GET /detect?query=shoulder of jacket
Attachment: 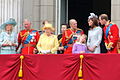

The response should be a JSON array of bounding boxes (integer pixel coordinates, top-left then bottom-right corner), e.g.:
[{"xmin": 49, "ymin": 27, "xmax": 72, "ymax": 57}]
[
  {"xmin": 20, "ymin": 29, "xmax": 26, "ymax": 33},
  {"xmin": 31, "ymin": 29, "xmax": 38, "ymax": 32},
  {"xmin": 77, "ymin": 28, "xmax": 83, "ymax": 31},
  {"xmin": 65, "ymin": 28, "xmax": 71, "ymax": 31}
]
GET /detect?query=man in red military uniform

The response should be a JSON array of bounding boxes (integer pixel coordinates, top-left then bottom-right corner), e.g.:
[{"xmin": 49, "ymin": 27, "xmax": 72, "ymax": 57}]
[
  {"xmin": 17, "ymin": 19, "xmax": 40, "ymax": 54},
  {"xmin": 99, "ymin": 14, "xmax": 119, "ymax": 53},
  {"xmin": 62, "ymin": 19, "xmax": 84, "ymax": 54}
]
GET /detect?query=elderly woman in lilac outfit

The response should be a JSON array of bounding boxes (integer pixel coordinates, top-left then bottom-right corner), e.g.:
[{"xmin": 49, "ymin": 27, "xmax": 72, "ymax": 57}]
[{"xmin": 72, "ymin": 34, "xmax": 88, "ymax": 54}]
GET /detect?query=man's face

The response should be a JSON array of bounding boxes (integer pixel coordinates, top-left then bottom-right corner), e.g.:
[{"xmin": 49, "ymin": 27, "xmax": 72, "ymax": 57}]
[
  {"xmin": 23, "ymin": 21, "xmax": 31, "ymax": 30},
  {"xmin": 99, "ymin": 17, "xmax": 105, "ymax": 25},
  {"xmin": 61, "ymin": 25, "xmax": 67, "ymax": 33},
  {"xmin": 70, "ymin": 21, "xmax": 77, "ymax": 29}
]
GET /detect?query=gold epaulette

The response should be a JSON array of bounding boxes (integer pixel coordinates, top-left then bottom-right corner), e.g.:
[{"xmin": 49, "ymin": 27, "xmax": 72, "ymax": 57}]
[
  {"xmin": 58, "ymin": 38, "xmax": 62, "ymax": 44},
  {"xmin": 65, "ymin": 28, "xmax": 71, "ymax": 30},
  {"xmin": 105, "ymin": 42, "xmax": 114, "ymax": 49},
  {"xmin": 64, "ymin": 28, "xmax": 83, "ymax": 41},
  {"xmin": 109, "ymin": 22, "xmax": 115, "ymax": 25},
  {"xmin": 65, "ymin": 28, "xmax": 74, "ymax": 41},
  {"xmin": 107, "ymin": 21, "xmax": 115, "ymax": 25},
  {"xmin": 20, "ymin": 31, "xmax": 29, "ymax": 37},
  {"xmin": 77, "ymin": 28, "xmax": 83, "ymax": 31},
  {"xmin": 108, "ymin": 42, "xmax": 113, "ymax": 48},
  {"xmin": 59, "ymin": 38, "xmax": 62, "ymax": 42}
]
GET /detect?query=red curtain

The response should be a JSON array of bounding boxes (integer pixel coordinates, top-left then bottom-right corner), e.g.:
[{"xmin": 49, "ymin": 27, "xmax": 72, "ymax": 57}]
[
  {"xmin": 0, "ymin": 54, "xmax": 120, "ymax": 80},
  {"xmin": 0, "ymin": 54, "xmax": 20, "ymax": 80},
  {"xmin": 83, "ymin": 54, "xmax": 120, "ymax": 80}
]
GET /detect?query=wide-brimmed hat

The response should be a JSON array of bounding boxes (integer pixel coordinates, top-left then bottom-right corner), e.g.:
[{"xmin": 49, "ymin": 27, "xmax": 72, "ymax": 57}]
[
  {"xmin": 42, "ymin": 23, "xmax": 55, "ymax": 32},
  {"xmin": 0, "ymin": 18, "xmax": 17, "ymax": 29}
]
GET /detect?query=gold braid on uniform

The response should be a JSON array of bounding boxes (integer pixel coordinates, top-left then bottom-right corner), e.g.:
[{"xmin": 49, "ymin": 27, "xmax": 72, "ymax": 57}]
[
  {"xmin": 65, "ymin": 28, "xmax": 83, "ymax": 41},
  {"xmin": 77, "ymin": 28, "xmax": 83, "ymax": 32},
  {"xmin": 105, "ymin": 22, "xmax": 115, "ymax": 49},
  {"xmin": 65, "ymin": 28, "xmax": 74, "ymax": 41},
  {"xmin": 58, "ymin": 38, "xmax": 62, "ymax": 44},
  {"xmin": 20, "ymin": 31, "xmax": 29, "ymax": 41}
]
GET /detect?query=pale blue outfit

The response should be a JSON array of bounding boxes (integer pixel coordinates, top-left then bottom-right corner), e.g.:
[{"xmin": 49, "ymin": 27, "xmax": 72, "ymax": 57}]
[
  {"xmin": 0, "ymin": 18, "xmax": 17, "ymax": 54},
  {"xmin": 0, "ymin": 31, "xmax": 18, "ymax": 54},
  {"xmin": 87, "ymin": 27, "xmax": 102, "ymax": 54}
]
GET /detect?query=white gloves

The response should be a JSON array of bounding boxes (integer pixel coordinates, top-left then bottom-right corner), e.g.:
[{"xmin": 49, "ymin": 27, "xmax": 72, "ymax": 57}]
[
  {"xmin": 45, "ymin": 50, "xmax": 51, "ymax": 53},
  {"xmin": 40, "ymin": 50, "xmax": 51, "ymax": 54},
  {"xmin": 3, "ymin": 39, "xmax": 12, "ymax": 45}
]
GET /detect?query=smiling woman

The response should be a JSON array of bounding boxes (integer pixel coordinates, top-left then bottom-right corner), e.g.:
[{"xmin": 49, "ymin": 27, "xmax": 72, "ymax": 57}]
[
  {"xmin": 0, "ymin": 18, "xmax": 18, "ymax": 54},
  {"xmin": 37, "ymin": 24, "xmax": 59, "ymax": 54},
  {"xmin": 87, "ymin": 13, "xmax": 102, "ymax": 54}
]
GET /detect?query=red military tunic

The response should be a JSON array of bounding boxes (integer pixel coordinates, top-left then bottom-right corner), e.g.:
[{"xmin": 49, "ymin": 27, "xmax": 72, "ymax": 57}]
[
  {"xmin": 117, "ymin": 28, "xmax": 120, "ymax": 54},
  {"xmin": 103, "ymin": 23, "xmax": 119, "ymax": 53},
  {"xmin": 17, "ymin": 29, "xmax": 40, "ymax": 54},
  {"xmin": 62, "ymin": 28, "xmax": 84, "ymax": 54},
  {"xmin": 117, "ymin": 38, "xmax": 120, "ymax": 53}
]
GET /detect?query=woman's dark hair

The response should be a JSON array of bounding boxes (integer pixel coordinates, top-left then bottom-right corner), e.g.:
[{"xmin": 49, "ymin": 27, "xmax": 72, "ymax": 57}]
[{"xmin": 88, "ymin": 17, "xmax": 99, "ymax": 26}]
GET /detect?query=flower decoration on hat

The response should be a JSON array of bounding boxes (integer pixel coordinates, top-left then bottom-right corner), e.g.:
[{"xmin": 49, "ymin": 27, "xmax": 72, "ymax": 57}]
[{"xmin": 88, "ymin": 13, "xmax": 98, "ymax": 19}]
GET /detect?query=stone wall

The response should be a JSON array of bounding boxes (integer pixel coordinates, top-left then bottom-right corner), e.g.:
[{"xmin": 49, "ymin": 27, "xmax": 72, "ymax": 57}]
[
  {"xmin": 111, "ymin": 0, "xmax": 120, "ymax": 35},
  {"xmin": 22, "ymin": 0, "xmax": 56, "ymax": 31}
]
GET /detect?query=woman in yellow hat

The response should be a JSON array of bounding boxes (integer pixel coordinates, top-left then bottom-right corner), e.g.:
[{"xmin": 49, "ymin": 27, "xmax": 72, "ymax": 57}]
[
  {"xmin": 0, "ymin": 18, "xmax": 18, "ymax": 54},
  {"xmin": 37, "ymin": 23, "xmax": 59, "ymax": 54}
]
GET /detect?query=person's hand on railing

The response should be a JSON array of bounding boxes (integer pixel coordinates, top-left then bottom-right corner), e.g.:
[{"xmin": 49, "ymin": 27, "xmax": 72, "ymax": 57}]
[
  {"xmin": 2, "ymin": 44, "xmax": 10, "ymax": 46},
  {"xmin": 58, "ymin": 47, "xmax": 64, "ymax": 50},
  {"xmin": 40, "ymin": 50, "xmax": 51, "ymax": 54},
  {"xmin": 33, "ymin": 48, "xmax": 39, "ymax": 54},
  {"xmin": 11, "ymin": 43, "xmax": 17, "ymax": 47}
]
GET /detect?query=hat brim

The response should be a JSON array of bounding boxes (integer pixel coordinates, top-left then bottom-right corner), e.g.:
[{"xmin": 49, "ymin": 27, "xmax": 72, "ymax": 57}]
[
  {"xmin": 0, "ymin": 21, "xmax": 16, "ymax": 29},
  {"xmin": 42, "ymin": 27, "xmax": 55, "ymax": 32}
]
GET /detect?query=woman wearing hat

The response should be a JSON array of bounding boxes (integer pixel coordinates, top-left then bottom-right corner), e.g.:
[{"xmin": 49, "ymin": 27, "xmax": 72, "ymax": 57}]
[
  {"xmin": 0, "ymin": 18, "xmax": 18, "ymax": 54},
  {"xmin": 87, "ymin": 13, "xmax": 102, "ymax": 53},
  {"xmin": 37, "ymin": 23, "xmax": 59, "ymax": 54}
]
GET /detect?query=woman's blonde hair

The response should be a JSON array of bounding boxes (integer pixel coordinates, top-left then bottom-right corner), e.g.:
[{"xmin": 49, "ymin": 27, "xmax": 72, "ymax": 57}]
[{"xmin": 77, "ymin": 34, "xmax": 87, "ymax": 44}]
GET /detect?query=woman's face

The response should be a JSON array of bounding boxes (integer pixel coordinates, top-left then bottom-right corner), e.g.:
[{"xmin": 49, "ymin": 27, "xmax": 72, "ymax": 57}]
[
  {"xmin": 45, "ymin": 28, "xmax": 52, "ymax": 35},
  {"xmin": 88, "ymin": 19, "xmax": 93, "ymax": 27},
  {"xmin": 5, "ymin": 24, "xmax": 13, "ymax": 31}
]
